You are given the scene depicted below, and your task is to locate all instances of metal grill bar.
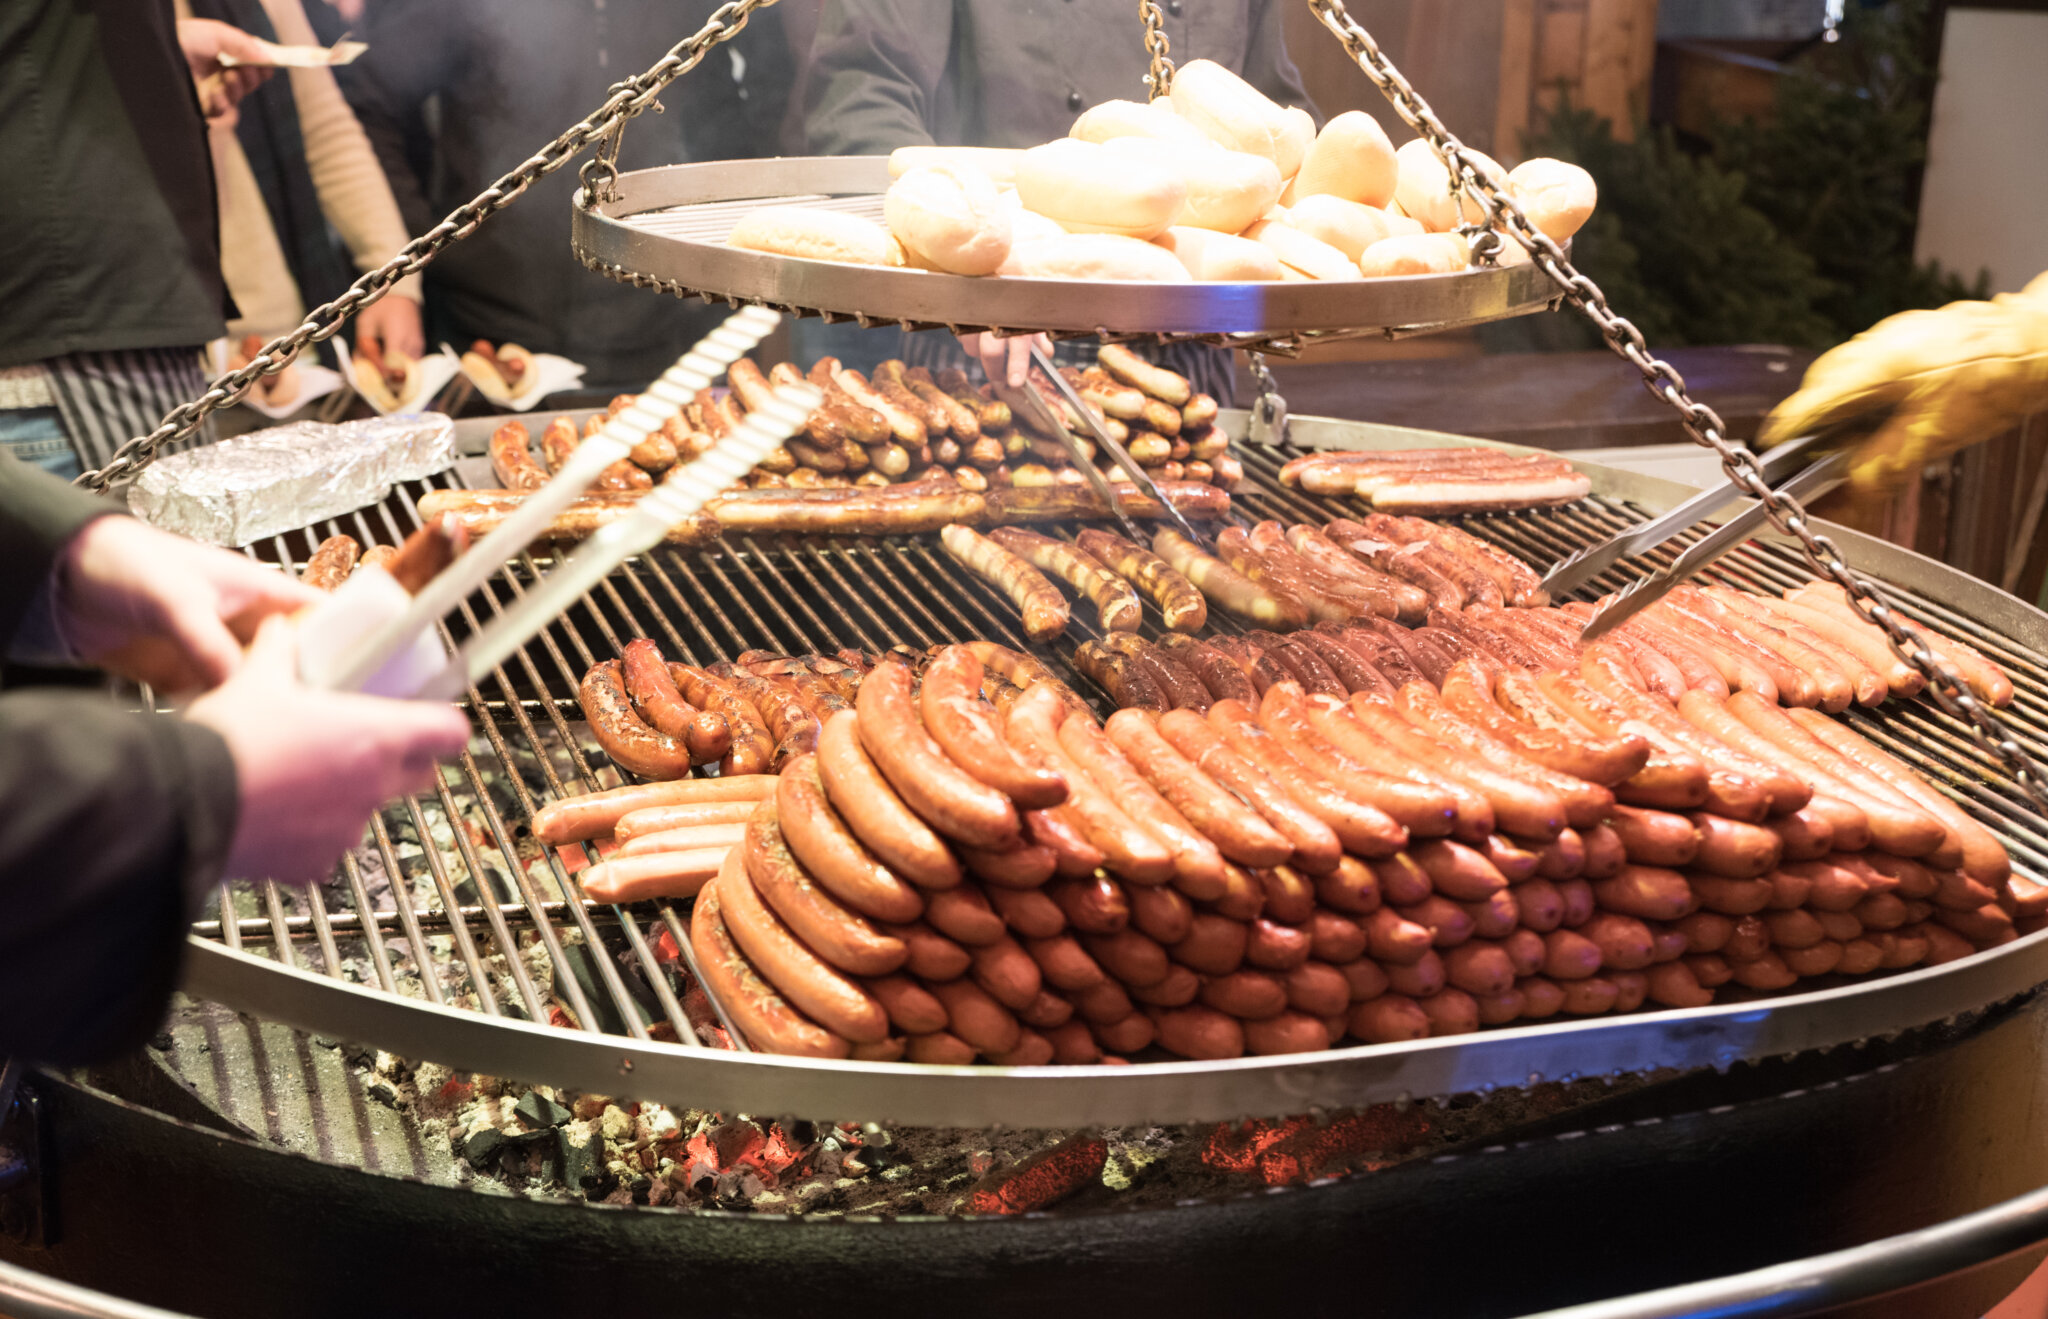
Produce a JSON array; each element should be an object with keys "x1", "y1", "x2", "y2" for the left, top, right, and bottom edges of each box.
[{"x1": 201, "y1": 429, "x2": 2048, "y2": 1080}]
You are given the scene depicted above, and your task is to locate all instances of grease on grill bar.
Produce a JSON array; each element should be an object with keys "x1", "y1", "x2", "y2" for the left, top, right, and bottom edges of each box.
[{"x1": 202, "y1": 438, "x2": 2048, "y2": 1080}]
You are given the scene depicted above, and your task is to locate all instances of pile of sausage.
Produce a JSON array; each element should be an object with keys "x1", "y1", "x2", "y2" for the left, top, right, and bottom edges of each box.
[
  {"x1": 295, "y1": 519, "x2": 465, "y2": 595},
  {"x1": 479, "y1": 347, "x2": 1236, "y2": 501},
  {"x1": 1278, "y1": 447, "x2": 1593, "y2": 515},
  {"x1": 945, "y1": 513, "x2": 1546, "y2": 648},
  {"x1": 577, "y1": 642, "x2": 889, "y2": 782}
]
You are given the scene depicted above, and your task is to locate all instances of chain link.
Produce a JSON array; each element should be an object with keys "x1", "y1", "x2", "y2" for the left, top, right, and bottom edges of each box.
[
  {"x1": 73, "y1": 0, "x2": 775, "y2": 494},
  {"x1": 1308, "y1": 0, "x2": 2048, "y2": 815},
  {"x1": 1137, "y1": 0, "x2": 1175, "y2": 101}
]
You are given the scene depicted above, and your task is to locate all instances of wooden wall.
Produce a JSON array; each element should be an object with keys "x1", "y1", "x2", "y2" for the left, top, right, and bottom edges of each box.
[{"x1": 1282, "y1": 0, "x2": 1658, "y2": 162}]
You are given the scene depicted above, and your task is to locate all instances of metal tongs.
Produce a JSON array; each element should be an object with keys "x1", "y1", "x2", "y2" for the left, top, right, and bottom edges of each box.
[
  {"x1": 312, "y1": 306, "x2": 821, "y2": 699},
  {"x1": 1552, "y1": 434, "x2": 1851, "y2": 641},
  {"x1": 1022, "y1": 342, "x2": 1209, "y2": 549}
]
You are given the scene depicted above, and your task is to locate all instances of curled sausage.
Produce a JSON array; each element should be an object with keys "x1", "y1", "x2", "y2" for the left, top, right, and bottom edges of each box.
[
  {"x1": 919, "y1": 645, "x2": 1067, "y2": 809},
  {"x1": 693, "y1": 867, "x2": 849, "y2": 1058},
  {"x1": 940, "y1": 523, "x2": 1070, "y2": 643},
  {"x1": 856, "y1": 659, "x2": 1020, "y2": 849},
  {"x1": 579, "y1": 660, "x2": 693, "y2": 780}
]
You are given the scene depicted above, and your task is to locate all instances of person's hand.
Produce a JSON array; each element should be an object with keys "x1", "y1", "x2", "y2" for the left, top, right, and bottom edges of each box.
[
  {"x1": 53, "y1": 517, "x2": 323, "y2": 696},
  {"x1": 956, "y1": 331, "x2": 1054, "y2": 389},
  {"x1": 187, "y1": 617, "x2": 473, "y2": 883},
  {"x1": 1759, "y1": 273, "x2": 2048, "y2": 503},
  {"x1": 354, "y1": 296, "x2": 425, "y2": 365},
  {"x1": 176, "y1": 18, "x2": 273, "y2": 125}
]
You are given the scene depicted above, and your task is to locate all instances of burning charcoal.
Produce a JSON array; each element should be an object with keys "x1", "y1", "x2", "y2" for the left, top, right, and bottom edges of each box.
[
  {"x1": 462, "y1": 1125, "x2": 506, "y2": 1166},
  {"x1": 557, "y1": 1121, "x2": 605, "y2": 1193},
  {"x1": 954, "y1": 1135, "x2": 1109, "y2": 1216},
  {"x1": 514, "y1": 1091, "x2": 571, "y2": 1130}
]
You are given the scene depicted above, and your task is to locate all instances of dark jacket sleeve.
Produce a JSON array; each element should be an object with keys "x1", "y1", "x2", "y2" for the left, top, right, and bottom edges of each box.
[
  {"x1": 800, "y1": 0, "x2": 955, "y2": 155},
  {"x1": 0, "y1": 694, "x2": 238, "y2": 1064},
  {"x1": 0, "y1": 453, "x2": 120, "y2": 648},
  {"x1": 0, "y1": 454, "x2": 240, "y2": 1065}
]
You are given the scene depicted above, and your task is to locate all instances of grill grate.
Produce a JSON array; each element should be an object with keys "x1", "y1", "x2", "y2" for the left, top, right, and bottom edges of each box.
[{"x1": 191, "y1": 437, "x2": 2048, "y2": 1066}]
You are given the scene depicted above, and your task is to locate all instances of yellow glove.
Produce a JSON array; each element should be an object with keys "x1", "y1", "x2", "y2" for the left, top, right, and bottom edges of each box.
[{"x1": 1758, "y1": 271, "x2": 2048, "y2": 503}]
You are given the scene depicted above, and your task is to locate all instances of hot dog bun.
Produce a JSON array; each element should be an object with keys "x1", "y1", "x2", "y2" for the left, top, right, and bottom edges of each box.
[
  {"x1": 351, "y1": 348, "x2": 417, "y2": 412},
  {"x1": 1282, "y1": 110, "x2": 1399, "y2": 208},
  {"x1": 1155, "y1": 226, "x2": 1285, "y2": 281},
  {"x1": 887, "y1": 146, "x2": 1025, "y2": 185},
  {"x1": 728, "y1": 206, "x2": 901, "y2": 267},
  {"x1": 1508, "y1": 157, "x2": 1598, "y2": 240},
  {"x1": 884, "y1": 163, "x2": 1013, "y2": 276},
  {"x1": 1168, "y1": 59, "x2": 1312, "y2": 179},
  {"x1": 1003, "y1": 232, "x2": 1190, "y2": 282},
  {"x1": 461, "y1": 342, "x2": 539, "y2": 404},
  {"x1": 1015, "y1": 138, "x2": 1187, "y2": 241},
  {"x1": 1070, "y1": 98, "x2": 1209, "y2": 147},
  {"x1": 1358, "y1": 232, "x2": 1471, "y2": 277},
  {"x1": 1099, "y1": 137, "x2": 1282, "y2": 235},
  {"x1": 1393, "y1": 138, "x2": 1508, "y2": 232}
]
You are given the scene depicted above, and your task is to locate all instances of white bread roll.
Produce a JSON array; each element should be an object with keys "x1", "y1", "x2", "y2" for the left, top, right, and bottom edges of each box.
[
  {"x1": 1358, "y1": 232, "x2": 1470, "y2": 277},
  {"x1": 1507, "y1": 157, "x2": 1598, "y2": 241},
  {"x1": 1393, "y1": 138, "x2": 1508, "y2": 232},
  {"x1": 1011, "y1": 207, "x2": 1069, "y2": 246},
  {"x1": 1002, "y1": 232, "x2": 1190, "y2": 282},
  {"x1": 1282, "y1": 110, "x2": 1399, "y2": 208},
  {"x1": 884, "y1": 164, "x2": 1012, "y2": 276},
  {"x1": 1101, "y1": 137, "x2": 1282, "y2": 235},
  {"x1": 727, "y1": 206, "x2": 899, "y2": 267},
  {"x1": 1383, "y1": 210, "x2": 1426, "y2": 238},
  {"x1": 1155, "y1": 226, "x2": 1285, "y2": 281},
  {"x1": 1015, "y1": 138, "x2": 1186, "y2": 240},
  {"x1": 1243, "y1": 218, "x2": 1358, "y2": 281},
  {"x1": 887, "y1": 146, "x2": 1025, "y2": 184},
  {"x1": 1281, "y1": 107, "x2": 1316, "y2": 176},
  {"x1": 1283, "y1": 194, "x2": 1401, "y2": 262},
  {"x1": 1168, "y1": 59, "x2": 1309, "y2": 179},
  {"x1": 1070, "y1": 98, "x2": 1208, "y2": 147}
]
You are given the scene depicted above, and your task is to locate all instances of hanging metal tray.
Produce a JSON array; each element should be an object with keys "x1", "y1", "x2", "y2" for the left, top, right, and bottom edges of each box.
[{"x1": 570, "y1": 157, "x2": 1564, "y2": 353}]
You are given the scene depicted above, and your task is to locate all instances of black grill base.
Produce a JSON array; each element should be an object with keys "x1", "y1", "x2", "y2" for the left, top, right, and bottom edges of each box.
[{"x1": 11, "y1": 990, "x2": 2048, "y2": 1319}]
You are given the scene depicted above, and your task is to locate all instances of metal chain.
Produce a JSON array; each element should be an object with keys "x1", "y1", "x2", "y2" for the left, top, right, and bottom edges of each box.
[
  {"x1": 1307, "y1": 0, "x2": 2048, "y2": 814},
  {"x1": 1246, "y1": 351, "x2": 1289, "y2": 445},
  {"x1": 1138, "y1": 0, "x2": 1175, "y2": 101},
  {"x1": 73, "y1": 0, "x2": 776, "y2": 494}
]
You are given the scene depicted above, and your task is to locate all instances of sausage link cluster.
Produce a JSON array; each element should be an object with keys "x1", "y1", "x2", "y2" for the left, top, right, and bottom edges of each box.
[{"x1": 1059, "y1": 536, "x2": 2031, "y2": 1047}]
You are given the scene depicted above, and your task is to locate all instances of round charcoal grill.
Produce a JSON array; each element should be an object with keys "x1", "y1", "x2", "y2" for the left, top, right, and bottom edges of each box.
[{"x1": 5, "y1": 414, "x2": 2048, "y2": 1319}]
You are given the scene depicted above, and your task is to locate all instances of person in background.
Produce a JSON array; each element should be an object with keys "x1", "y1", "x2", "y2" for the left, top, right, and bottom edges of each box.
[
  {"x1": 0, "y1": 452, "x2": 471, "y2": 1065},
  {"x1": 796, "y1": 0, "x2": 1315, "y2": 397},
  {"x1": 0, "y1": 5, "x2": 271, "y2": 481},
  {"x1": 337, "y1": 0, "x2": 795, "y2": 394},
  {"x1": 180, "y1": 0, "x2": 426, "y2": 375}
]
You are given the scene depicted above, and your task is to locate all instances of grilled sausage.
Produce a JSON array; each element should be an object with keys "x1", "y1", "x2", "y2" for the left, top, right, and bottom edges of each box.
[
  {"x1": 1206, "y1": 698, "x2": 1410, "y2": 857},
  {"x1": 919, "y1": 645, "x2": 1067, "y2": 809},
  {"x1": 743, "y1": 802, "x2": 906, "y2": 977},
  {"x1": 1153, "y1": 635, "x2": 1258, "y2": 704},
  {"x1": 1057, "y1": 708, "x2": 1226, "y2": 897},
  {"x1": 856, "y1": 660, "x2": 1020, "y2": 849},
  {"x1": 816, "y1": 708, "x2": 963, "y2": 890},
  {"x1": 988, "y1": 527, "x2": 1144, "y2": 633},
  {"x1": 939, "y1": 523, "x2": 1070, "y2": 643},
  {"x1": 669, "y1": 664, "x2": 774, "y2": 776},
  {"x1": 1153, "y1": 709, "x2": 1342, "y2": 874},
  {"x1": 1005, "y1": 684, "x2": 1175, "y2": 884},
  {"x1": 717, "y1": 841, "x2": 890, "y2": 1043},
  {"x1": 1095, "y1": 634, "x2": 1213, "y2": 712},
  {"x1": 775, "y1": 756, "x2": 925, "y2": 923},
  {"x1": 693, "y1": 867, "x2": 850, "y2": 1057},
  {"x1": 580, "y1": 660, "x2": 693, "y2": 780},
  {"x1": 1072, "y1": 641, "x2": 1168, "y2": 711},
  {"x1": 581, "y1": 849, "x2": 730, "y2": 902},
  {"x1": 489, "y1": 421, "x2": 548, "y2": 490},
  {"x1": 1152, "y1": 527, "x2": 1306, "y2": 629},
  {"x1": 1074, "y1": 528, "x2": 1207, "y2": 631},
  {"x1": 1105, "y1": 709, "x2": 1294, "y2": 867},
  {"x1": 301, "y1": 535, "x2": 360, "y2": 591}
]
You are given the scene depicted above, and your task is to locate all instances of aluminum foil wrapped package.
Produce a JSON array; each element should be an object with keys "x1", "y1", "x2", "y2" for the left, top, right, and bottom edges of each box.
[{"x1": 130, "y1": 414, "x2": 456, "y2": 546}]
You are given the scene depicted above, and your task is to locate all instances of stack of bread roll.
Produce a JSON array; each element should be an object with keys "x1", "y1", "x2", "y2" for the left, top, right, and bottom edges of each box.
[{"x1": 728, "y1": 60, "x2": 1598, "y2": 285}]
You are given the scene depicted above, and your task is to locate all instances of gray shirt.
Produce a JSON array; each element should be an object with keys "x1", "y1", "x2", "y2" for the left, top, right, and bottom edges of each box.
[{"x1": 802, "y1": 0, "x2": 1311, "y2": 156}]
